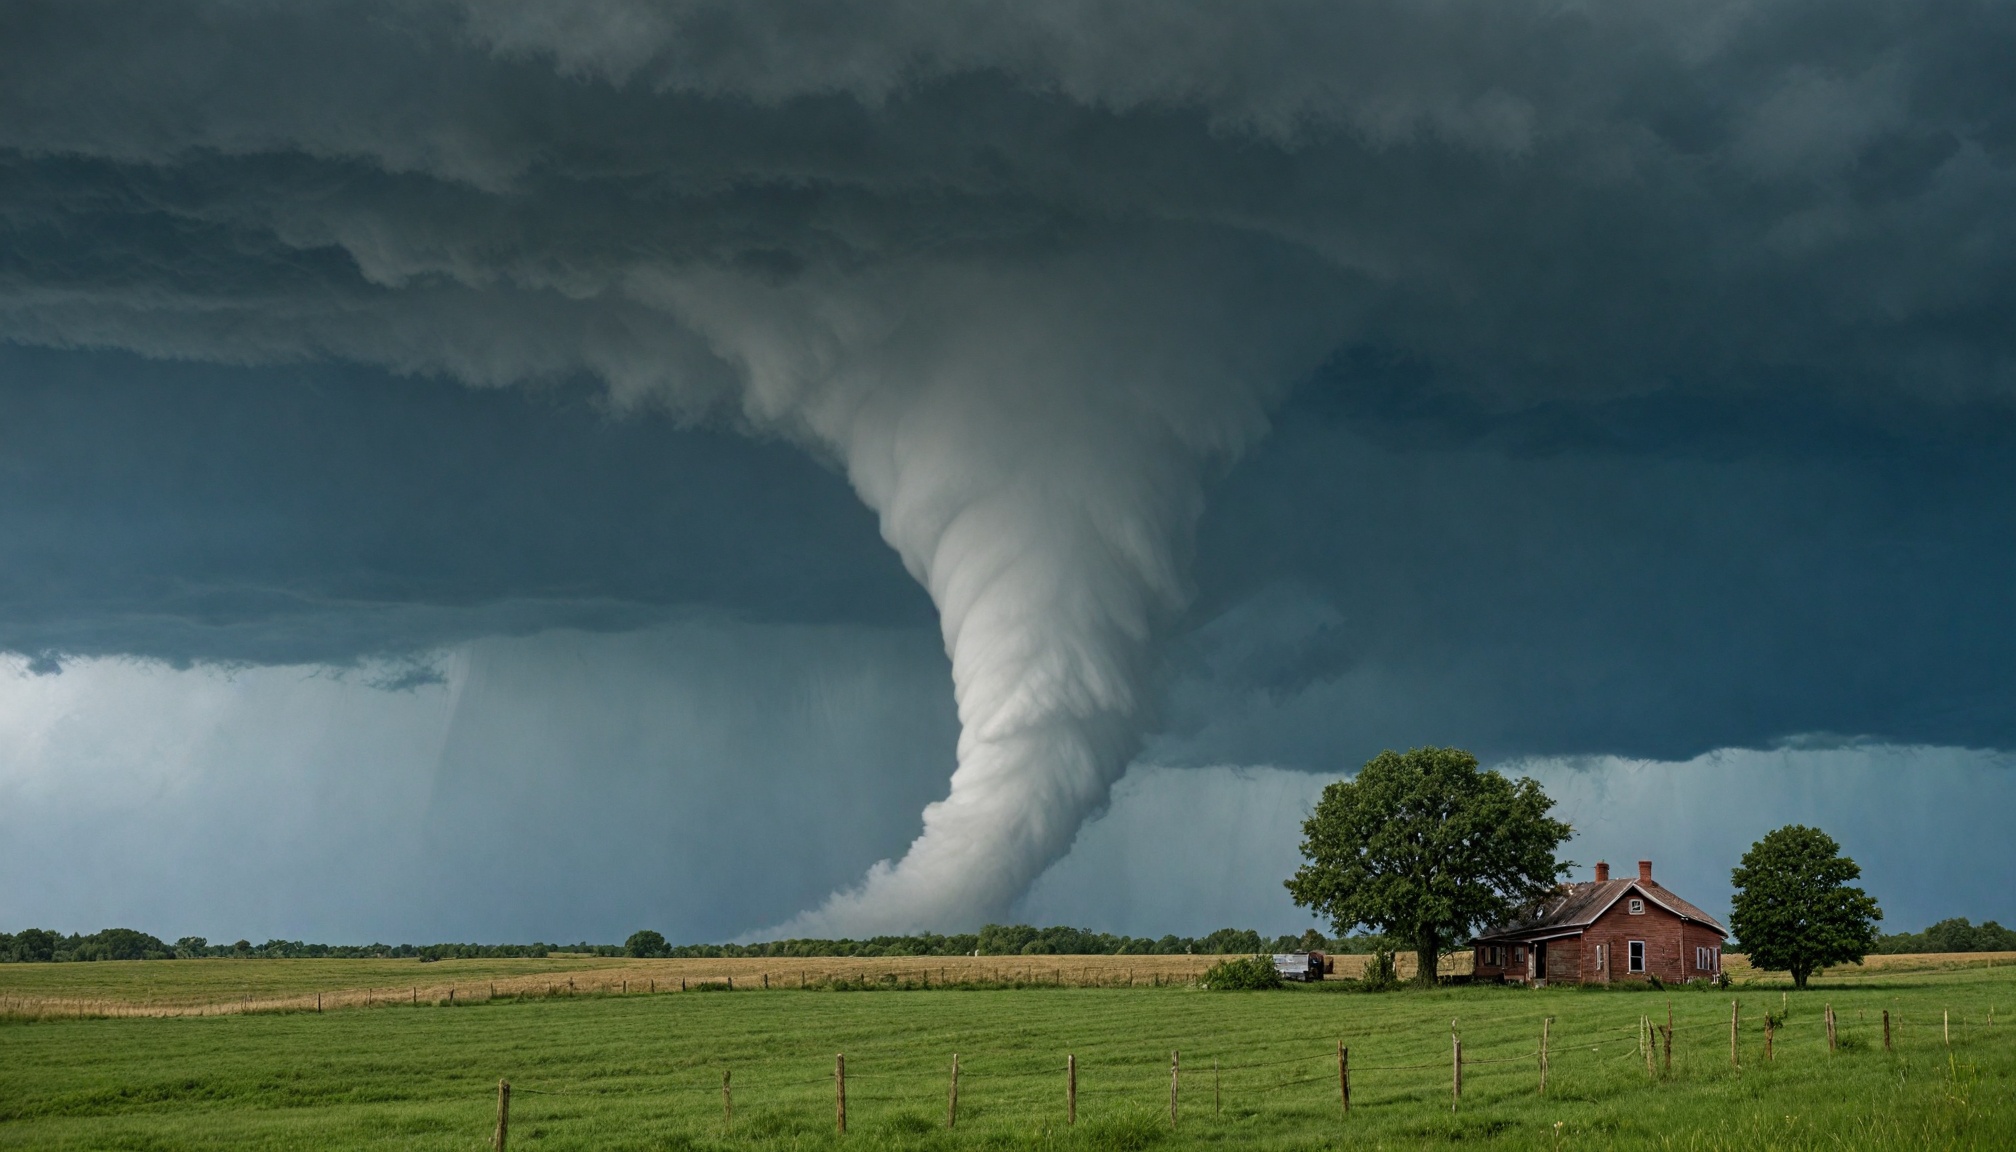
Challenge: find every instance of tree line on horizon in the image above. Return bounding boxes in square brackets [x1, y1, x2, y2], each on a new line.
[618, 924, 1397, 959]
[0, 924, 1403, 964]
[0, 931, 564, 963]
[4, 916, 2010, 966]
[1870, 917, 2016, 954]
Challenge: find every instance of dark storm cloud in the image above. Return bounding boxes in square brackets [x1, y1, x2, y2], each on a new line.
[0, 344, 923, 669]
[1166, 377, 2016, 767]
[4, 0, 2016, 931]
[3, 0, 2013, 400]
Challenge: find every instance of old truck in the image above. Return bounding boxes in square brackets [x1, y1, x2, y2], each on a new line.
[1270, 951, 1331, 981]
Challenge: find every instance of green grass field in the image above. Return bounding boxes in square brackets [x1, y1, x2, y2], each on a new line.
[2, 965, 2011, 1151]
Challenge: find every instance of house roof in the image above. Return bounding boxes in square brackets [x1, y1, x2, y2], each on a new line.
[1473, 879, 1728, 943]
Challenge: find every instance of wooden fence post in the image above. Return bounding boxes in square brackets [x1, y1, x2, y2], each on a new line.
[1452, 1035, 1462, 1111]
[1766, 1013, 1775, 1061]
[948, 1054, 958, 1129]
[1340, 1043, 1350, 1116]
[1826, 1004, 1837, 1053]
[1644, 1017, 1656, 1079]
[835, 1054, 846, 1134]
[316, 992, 321, 1014]
[722, 1070, 732, 1126]
[1170, 1050, 1179, 1129]
[1944, 1010, 1951, 1048]
[1663, 1023, 1672, 1077]
[493, 1079, 510, 1152]
[1067, 1053, 1076, 1125]
[1539, 1019, 1549, 1096]
[1883, 1009, 1892, 1051]
[1730, 1000, 1740, 1070]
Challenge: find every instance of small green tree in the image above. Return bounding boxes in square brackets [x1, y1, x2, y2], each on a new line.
[1729, 825, 1881, 989]
[1199, 956, 1283, 990]
[624, 929, 668, 958]
[1361, 947, 1401, 991]
[1286, 747, 1572, 987]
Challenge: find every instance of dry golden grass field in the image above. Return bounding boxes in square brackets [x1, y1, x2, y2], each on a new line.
[0, 953, 1469, 1019]
[3, 951, 2009, 1020]
[0, 955, 1272, 1018]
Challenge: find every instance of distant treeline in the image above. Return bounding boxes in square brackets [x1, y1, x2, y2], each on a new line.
[624, 925, 1398, 958]
[0, 930, 571, 963]
[0, 924, 1398, 963]
[34, 919, 2005, 964]
[1871, 918, 2016, 954]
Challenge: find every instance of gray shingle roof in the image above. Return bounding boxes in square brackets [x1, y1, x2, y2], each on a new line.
[1474, 879, 1727, 942]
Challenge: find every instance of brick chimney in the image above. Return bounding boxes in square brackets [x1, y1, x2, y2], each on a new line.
[1595, 861, 1610, 882]
[1638, 860, 1653, 883]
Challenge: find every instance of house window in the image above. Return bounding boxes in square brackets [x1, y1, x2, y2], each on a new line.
[1596, 943, 1606, 971]
[1628, 898, 1645, 915]
[1628, 941, 1646, 973]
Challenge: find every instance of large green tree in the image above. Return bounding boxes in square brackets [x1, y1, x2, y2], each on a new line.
[1285, 747, 1572, 986]
[1729, 825, 1881, 989]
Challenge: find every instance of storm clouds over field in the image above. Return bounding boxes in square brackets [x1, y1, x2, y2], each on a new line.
[2, 1, 2014, 942]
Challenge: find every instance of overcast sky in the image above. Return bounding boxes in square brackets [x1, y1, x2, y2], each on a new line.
[2, 0, 2013, 943]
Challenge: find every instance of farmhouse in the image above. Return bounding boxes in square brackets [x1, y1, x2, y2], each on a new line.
[1472, 860, 1727, 986]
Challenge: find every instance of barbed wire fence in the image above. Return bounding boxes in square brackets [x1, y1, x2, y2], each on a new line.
[474, 999, 2002, 1149]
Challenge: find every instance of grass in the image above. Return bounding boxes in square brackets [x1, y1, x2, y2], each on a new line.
[0, 956, 625, 1009]
[5, 950, 2009, 1019]
[0, 956, 1245, 1016]
[0, 964, 2011, 1150]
